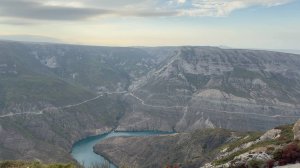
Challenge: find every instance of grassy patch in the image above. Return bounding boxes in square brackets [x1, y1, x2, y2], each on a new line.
[223, 132, 262, 152]
[274, 124, 294, 144]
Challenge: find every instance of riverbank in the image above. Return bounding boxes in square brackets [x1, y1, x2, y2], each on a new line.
[94, 129, 232, 168]
[71, 131, 174, 168]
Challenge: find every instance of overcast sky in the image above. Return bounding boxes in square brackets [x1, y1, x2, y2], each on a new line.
[0, 0, 299, 49]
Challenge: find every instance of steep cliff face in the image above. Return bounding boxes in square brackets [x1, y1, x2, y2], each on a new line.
[118, 47, 300, 132]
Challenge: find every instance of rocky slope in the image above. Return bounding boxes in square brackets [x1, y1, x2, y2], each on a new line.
[118, 47, 300, 132]
[203, 119, 300, 168]
[94, 129, 232, 168]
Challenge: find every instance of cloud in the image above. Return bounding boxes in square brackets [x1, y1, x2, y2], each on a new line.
[179, 0, 294, 16]
[0, 19, 36, 25]
[0, 0, 179, 21]
[0, 0, 294, 22]
[177, 0, 187, 4]
[0, 0, 111, 20]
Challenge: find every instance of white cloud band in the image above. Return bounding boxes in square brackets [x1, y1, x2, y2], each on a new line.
[0, 0, 294, 22]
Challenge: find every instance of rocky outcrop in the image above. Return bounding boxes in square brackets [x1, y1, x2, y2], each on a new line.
[203, 123, 300, 168]
[259, 129, 281, 141]
[293, 119, 300, 140]
[229, 151, 272, 168]
[203, 151, 272, 168]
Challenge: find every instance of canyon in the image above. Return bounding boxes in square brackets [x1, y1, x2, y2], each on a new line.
[0, 41, 300, 165]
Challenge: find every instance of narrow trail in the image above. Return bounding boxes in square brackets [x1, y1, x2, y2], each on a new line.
[0, 91, 127, 118]
[0, 111, 43, 118]
[61, 91, 127, 109]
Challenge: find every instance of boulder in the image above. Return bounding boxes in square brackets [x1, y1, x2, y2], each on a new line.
[229, 151, 271, 168]
[259, 129, 281, 141]
[293, 119, 300, 140]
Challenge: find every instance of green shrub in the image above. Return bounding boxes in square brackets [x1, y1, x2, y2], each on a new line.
[272, 143, 300, 166]
[247, 159, 265, 168]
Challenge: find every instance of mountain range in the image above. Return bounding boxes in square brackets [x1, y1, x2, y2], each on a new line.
[0, 40, 300, 163]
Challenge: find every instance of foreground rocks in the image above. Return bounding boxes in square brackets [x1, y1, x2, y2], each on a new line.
[203, 122, 300, 168]
[293, 119, 300, 140]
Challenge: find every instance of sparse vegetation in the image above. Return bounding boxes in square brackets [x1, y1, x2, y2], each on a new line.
[271, 143, 300, 166]
[225, 132, 263, 152]
[247, 159, 265, 168]
[274, 124, 294, 144]
[213, 124, 299, 167]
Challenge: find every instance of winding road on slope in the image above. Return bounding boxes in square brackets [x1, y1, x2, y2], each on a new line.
[129, 93, 185, 109]
[0, 91, 127, 118]
[1, 91, 299, 119]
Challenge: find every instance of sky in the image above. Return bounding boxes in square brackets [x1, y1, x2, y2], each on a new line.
[0, 0, 299, 49]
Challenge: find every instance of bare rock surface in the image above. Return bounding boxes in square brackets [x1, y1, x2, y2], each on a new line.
[293, 119, 300, 140]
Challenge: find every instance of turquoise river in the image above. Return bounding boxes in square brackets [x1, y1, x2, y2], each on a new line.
[71, 131, 172, 168]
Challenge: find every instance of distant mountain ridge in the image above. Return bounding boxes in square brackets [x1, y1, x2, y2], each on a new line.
[0, 35, 63, 43]
[268, 49, 300, 55]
